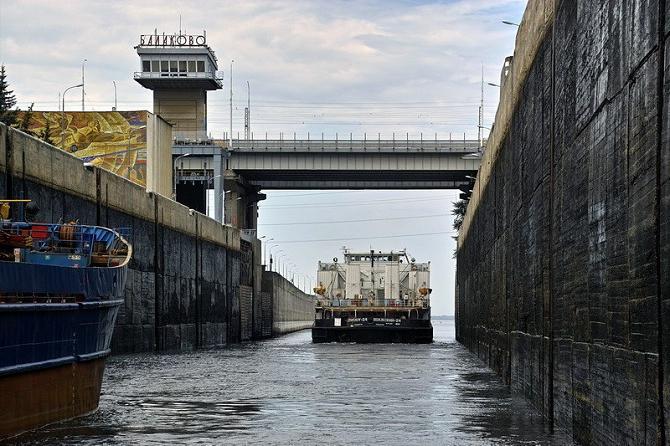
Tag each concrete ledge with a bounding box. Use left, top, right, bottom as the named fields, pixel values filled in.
left=273, top=321, right=313, bottom=335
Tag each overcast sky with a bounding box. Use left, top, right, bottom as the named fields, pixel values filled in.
left=0, top=0, right=525, bottom=315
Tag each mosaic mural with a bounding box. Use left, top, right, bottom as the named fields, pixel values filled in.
left=16, top=111, right=149, bottom=187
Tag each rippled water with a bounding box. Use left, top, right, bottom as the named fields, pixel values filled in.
left=11, top=320, right=572, bottom=445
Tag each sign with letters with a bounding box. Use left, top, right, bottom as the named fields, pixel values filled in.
left=139, top=32, right=206, bottom=47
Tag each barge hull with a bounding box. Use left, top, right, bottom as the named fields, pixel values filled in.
left=312, top=325, right=433, bottom=343
left=0, top=357, right=106, bottom=438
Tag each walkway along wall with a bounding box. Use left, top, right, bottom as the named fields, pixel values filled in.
left=456, top=0, right=670, bottom=444
left=262, top=271, right=314, bottom=335
left=0, top=123, right=244, bottom=352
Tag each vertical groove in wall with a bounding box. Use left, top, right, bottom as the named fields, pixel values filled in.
left=656, top=0, right=667, bottom=442
left=5, top=130, right=12, bottom=201
left=153, top=196, right=160, bottom=352
left=20, top=151, right=25, bottom=220
left=195, top=214, right=200, bottom=349
left=547, top=14, right=556, bottom=430
left=95, top=169, right=101, bottom=226
left=226, top=250, right=231, bottom=344
left=104, top=184, right=108, bottom=228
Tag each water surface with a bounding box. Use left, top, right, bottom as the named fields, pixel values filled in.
left=11, top=320, right=572, bottom=445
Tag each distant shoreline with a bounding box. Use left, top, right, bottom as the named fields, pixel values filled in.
left=432, top=315, right=455, bottom=320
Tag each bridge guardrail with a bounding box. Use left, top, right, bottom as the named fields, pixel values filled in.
left=227, top=139, right=483, bottom=153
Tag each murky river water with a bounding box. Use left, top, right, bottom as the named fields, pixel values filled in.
left=11, top=320, right=572, bottom=445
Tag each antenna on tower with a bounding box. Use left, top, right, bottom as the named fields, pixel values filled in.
left=179, top=14, right=182, bottom=34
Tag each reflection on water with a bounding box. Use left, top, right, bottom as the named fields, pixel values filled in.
left=11, top=320, right=573, bottom=445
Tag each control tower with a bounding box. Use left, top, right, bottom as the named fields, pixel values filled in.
left=134, top=30, right=222, bottom=140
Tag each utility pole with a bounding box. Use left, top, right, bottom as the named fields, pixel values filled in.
left=82, top=59, right=87, bottom=111
left=112, top=81, right=117, bottom=111
left=478, top=64, right=484, bottom=149
left=229, top=60, right=234, bottom=151
left=62, top=83, right=83, bottom=150
left=244, top=80, right=250, bottom=139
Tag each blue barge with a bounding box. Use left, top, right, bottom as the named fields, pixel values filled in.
left=0, top=204, right=131, bottom=438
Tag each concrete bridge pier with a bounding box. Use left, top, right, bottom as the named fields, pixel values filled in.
left=223, top=170, right=265, bottom=230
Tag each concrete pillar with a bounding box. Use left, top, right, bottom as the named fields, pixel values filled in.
left=153, top=89, right=208, bottom=140
left=224, top=187, right=241, bottom=227
left=223, top=170, right=265, bottom=229
left=213, top=153, right=223, bottom=223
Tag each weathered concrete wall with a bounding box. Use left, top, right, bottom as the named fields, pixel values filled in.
left=262, top=271, right=314, bottom=335
left=0, top=124, right=242, bottom=353
left=456, top=0, right=669, bottom=444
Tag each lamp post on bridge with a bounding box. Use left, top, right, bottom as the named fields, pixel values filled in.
left=289, top=262, right=297, bottom=285
left=274, top=249, right=285, bottom=273
left=81, top=59, right=87, bottom=111
left=278, top=253, right=288, bottom=277
left=276, top=252, right=286, bottom=275
left=61, top=83, right=84, bottom=150
left=262, top=237, right=274, bottom=266
left=269, top=244, right=281, bottom=271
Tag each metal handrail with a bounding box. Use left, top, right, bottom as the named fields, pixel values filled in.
left=3, top=224, right=97, bottom=257
left=133, top=71, right=222, bottom=80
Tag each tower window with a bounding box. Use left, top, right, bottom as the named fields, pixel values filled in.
left=170, top=61, right=178, bottom=72
left=161, top=61, right=169, bottom=72
left=188, top=61, right=196, bottom=72
left=179, top=61, right=187, bottom=72
left=151, top=60, right=159, bottom=72
left=142, top=60, right=151, bottom=72
left=197, top=61, right=205, bottom=72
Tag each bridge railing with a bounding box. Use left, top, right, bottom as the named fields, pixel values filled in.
left=228, top=138, right=482, bottom=153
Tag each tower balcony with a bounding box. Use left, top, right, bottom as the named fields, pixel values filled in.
left=134, top=71, right=223, bottom=90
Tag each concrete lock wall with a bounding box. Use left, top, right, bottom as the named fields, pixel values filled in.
left=0, top=123, right=245, bottom=352
left=456, top=0, right=670, bottom=444
left=263, top=271, right=314, bottom=335
left=0, top=124, right=318, bottom=351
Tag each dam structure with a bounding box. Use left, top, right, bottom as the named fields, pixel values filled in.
left=456, top=1, right=670, bottom=444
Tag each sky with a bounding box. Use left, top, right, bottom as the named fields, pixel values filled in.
left=0, top=0, right=526, bottom=315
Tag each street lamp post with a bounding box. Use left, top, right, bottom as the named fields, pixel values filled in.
left=290, top=263, right=297, bottom=285
left=502, top=20, right=520, bottom=27
left=61, top=83, right=83, bottom=150
left=112, top=81, right=117, bottom=110
left=81, top=59, right=87, bottom=111
left=246, top=80, right=250, bottom=139
left=269, top=244, right=280, bottom=270
left=263, top=238, right=274, bottom=266
left=173, top=153, right=191, bottom=200
left=276, top=252, right=287, bottom=276
left=229, top=60, right=234, bottom=151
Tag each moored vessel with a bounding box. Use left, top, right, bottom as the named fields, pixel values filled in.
left=312, top=249, right=432, bottom=343
left=0, top=201, right=131, bottom=439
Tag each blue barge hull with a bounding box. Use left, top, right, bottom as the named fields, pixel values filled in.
left=0, top=300, right=122, bottom=437
left=0, top=219, right=130, bottom=439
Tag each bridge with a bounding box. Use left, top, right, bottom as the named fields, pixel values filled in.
left=172, top=137, right=482, bottom=228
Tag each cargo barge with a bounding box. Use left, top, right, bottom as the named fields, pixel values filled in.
left=0, top=201, right=131, bottom=439
left=312, top=249, right=432, bottom=343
